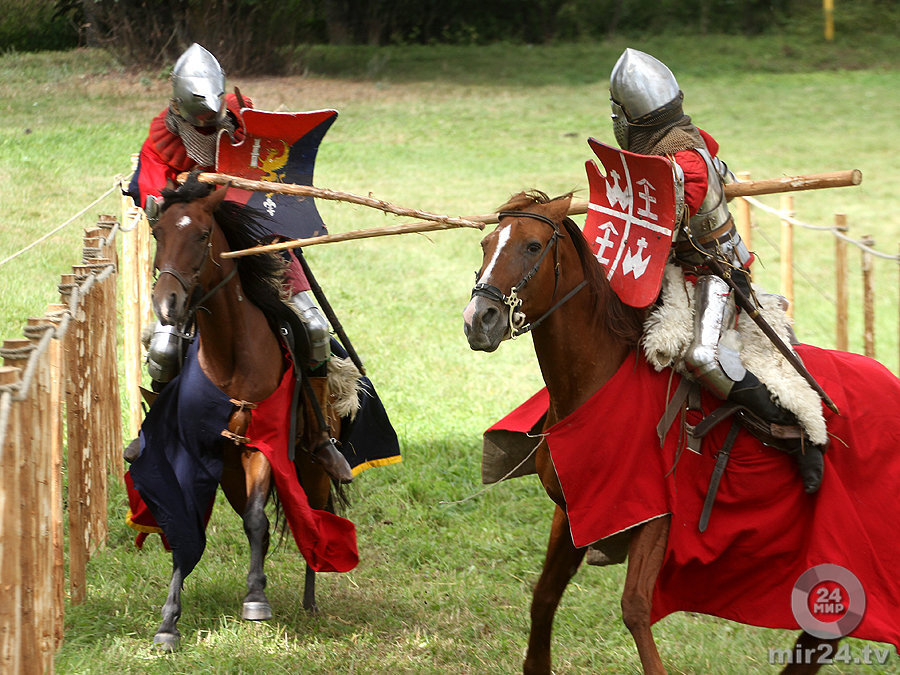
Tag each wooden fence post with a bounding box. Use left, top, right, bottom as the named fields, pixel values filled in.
left=2, top=340, right=37, bottom=670
left=44, top=305, right=67, bottom=648
left=0, top=366, right=23, bottom=674
left=735, top=171, right=752, bottom=250
left=834, top=214, right=849, bottom=352
left=72, top=262, right=108, bottom=556
left=94, top=218, right=125, bottom=479
left=780, top=194, right=795, bottom=318
left=25, top=317, right=58, bottom=673
left=861, top=236, right=876, bottom=358
left=122, top=159, right=153, bottom=443
left=59, top=272, right=88, bottom=605
left=122, top=209, right=144, bottom=442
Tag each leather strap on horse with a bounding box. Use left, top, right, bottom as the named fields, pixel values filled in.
left=280, top=317, right=337, bottom=464
left=280, top=319, right=305, bottom=462
left=471, top=210, right=585, bottom=339
left=698, top=419, right=741, bottom=533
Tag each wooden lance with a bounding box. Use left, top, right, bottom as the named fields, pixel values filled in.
left=195, top=169, right=861, bottom=259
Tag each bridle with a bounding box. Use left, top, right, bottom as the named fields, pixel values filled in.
left=153, top=221, right=238, bottom=331
left=470, top=210, right=587, bottom=339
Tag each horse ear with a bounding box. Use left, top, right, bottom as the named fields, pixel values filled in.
left=545, top=194, right=573, bottom=224
left=206, top=182, right=231, bottom=211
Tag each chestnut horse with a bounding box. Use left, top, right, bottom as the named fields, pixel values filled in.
left=140, top=175, right=342, bottom=650
left=463, top=191, right=900, bottom=673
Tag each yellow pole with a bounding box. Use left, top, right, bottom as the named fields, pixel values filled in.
left=824, top=0, right=835, bottom=42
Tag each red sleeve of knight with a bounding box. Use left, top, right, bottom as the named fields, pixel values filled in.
left=673, top=148, right=708, bottom=217
left=135, top=136, right=181, bottom=204
left=672, top=128, right=723, bottom=217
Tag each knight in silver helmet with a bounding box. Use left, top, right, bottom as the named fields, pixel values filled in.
left=130, top=44, right=331, bottom=388
left=608, top=48, right=825, bottom=493
left=171, top=43, right=227, bottom=128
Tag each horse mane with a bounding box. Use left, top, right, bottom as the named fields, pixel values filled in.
left=498, top=190, right=646, bottom=348
left=161, top=172, right=302, bottom=342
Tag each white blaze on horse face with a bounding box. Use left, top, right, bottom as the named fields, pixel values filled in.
left=479, top=225, right=512, bottom=285
left=176, top=215, right=192, bottom=229
left=463, top=224, right=513, bottom=330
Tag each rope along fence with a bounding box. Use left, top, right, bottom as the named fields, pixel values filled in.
left=1, top=206, right=123, bottom=674
left=731, top=171, right=900, bottom=368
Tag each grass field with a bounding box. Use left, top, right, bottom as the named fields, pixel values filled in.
left=1, top=34, right=898, bottom=673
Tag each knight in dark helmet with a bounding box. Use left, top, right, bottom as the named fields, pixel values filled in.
left=126, top=44, right=330, bottom=389
left=609, top=48, right=825, bottom=493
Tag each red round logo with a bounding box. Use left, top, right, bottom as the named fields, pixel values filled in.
left=792, top=564, right=865, bottom=639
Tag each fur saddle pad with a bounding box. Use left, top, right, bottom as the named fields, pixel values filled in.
left=641, top=265, right=827, bottom=445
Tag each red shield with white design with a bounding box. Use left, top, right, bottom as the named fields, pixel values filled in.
left=583, top=138, right=676, bottom=308
left=216, top=108, right=338, bottom=240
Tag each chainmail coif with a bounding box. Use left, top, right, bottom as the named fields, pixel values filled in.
left=626, top=91, right=706, bottom=157
left=165, top=107, right=236, bottom=167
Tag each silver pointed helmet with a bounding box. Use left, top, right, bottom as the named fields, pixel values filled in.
left=171, top=43, right=226, bottom=128
left=609, top=48, right=680, bottom=149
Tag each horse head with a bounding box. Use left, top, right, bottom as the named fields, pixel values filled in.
left=463, top=191, right=575, bottom=352
left=151, top=176, right=231, bottom=327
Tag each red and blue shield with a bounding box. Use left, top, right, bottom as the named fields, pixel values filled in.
left=583, top=138, right=676, bottom=308
left=216, top=108, right=338, bottom=240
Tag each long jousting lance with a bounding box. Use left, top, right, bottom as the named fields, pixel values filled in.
left=189, top=169, right=862, bottom=259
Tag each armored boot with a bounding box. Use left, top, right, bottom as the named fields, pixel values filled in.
left=728, top=371, right=825, bottom=494
left=305, top=375, right=353, bottom=484
left=289, top=292, right=330, bottom=369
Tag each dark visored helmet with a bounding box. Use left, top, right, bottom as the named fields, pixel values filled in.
left=171, top=43, right=226, bottom=128
left=608, top=48, right=680, bottom=150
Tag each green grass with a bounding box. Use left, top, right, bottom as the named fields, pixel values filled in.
left=1, top=37, right=898, bottom=673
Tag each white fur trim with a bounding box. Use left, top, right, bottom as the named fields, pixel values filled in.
left=327, top=356, right=362, bottom=421
left=642, top=265, right=827, bottom=444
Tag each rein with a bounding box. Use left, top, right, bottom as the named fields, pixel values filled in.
left=471, top=210, right=586, bottom=339
left=154, top=237, right=239, bottom=332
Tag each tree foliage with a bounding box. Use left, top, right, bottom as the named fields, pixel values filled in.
left=55, top=0, right=325, bottom=74
left=14, top=0, right=894, bottom=74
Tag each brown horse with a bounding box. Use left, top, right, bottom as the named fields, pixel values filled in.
left=463, top=191, right=900, bottom=673
left=138, top=174, right=349, bottom=650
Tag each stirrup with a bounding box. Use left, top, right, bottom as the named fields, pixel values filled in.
left=312, top=437, right=353, bottom=484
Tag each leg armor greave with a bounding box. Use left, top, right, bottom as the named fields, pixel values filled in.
left=146, top=322, right=185, bottom=383
left=289, top=291, right=331, bottom=366
left=684, top=275, right=746, bottom=399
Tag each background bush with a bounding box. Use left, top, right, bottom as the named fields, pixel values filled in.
left=0, top=0, right=77, bottom=51
left=0, top=0, right=890, bottom=74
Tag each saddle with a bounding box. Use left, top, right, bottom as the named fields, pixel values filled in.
left=658, top=378, right=826, bottom=533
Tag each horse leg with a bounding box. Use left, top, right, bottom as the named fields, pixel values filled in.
left=780, top=632, right=840, bottom=674
left=153, top=563, right=184, bottom=651
left=523, top=504, right=587, bottom=675
left=621, top=515, right=671, bottom=675
left=239, top=449, right=274, bottom=620
left=293, top=445, right=333, bottom=613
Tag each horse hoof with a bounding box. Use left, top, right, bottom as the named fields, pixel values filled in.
left=242, top=601, right=273, bottom=621
left=153, top=631, right=180, bottom=651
